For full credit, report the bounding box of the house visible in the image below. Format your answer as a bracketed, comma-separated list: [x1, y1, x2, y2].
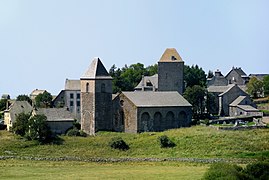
[30, 89, 46, 101]
[53, 79, 81, 121]
[112, 91, 192, 133]
[80, 48, 192, 135]
[225, 67, 249, 85]
[32, 108, 75, 134]
[207, 70, 228, 87]
[4, 101, 33, 131]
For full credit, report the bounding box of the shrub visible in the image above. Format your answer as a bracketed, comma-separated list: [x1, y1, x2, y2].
[79, 130, 87, 137]
[66, 128, 80, 136]
[109, 137, 129, 151]
[158, 135, 176, 148]
[202, 162, 245, 180]
[244, 161, 269, 180]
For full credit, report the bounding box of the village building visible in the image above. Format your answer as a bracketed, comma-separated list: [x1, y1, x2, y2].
[32, 108, 74, 134]
[225, 67, 250, 85]
[53, 79, 81, 121]
[80, 48, 192, 135]
[4, 101, 32, 131]
[30, 89, 46, 101]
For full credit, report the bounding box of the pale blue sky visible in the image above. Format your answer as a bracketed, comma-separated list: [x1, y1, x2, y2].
[1, 0, 269, 98]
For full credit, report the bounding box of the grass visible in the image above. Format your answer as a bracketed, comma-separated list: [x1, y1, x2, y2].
[0, 159, 208, 180]
[0, 126, 269, 160]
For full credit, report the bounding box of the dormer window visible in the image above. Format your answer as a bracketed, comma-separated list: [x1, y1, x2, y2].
[86, 83, 89, 92]
[171, 56, 177, 60]
[146, 81, 153, 87]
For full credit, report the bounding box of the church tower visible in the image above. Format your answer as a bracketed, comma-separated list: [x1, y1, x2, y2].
[80, 57, 113, 135]
[158, 48, 184, 94]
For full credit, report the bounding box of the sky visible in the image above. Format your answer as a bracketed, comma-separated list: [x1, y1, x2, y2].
[1, 0, 269, 98]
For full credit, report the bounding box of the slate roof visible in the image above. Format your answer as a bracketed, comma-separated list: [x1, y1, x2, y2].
[159, 48, 183, 62]
[135, 74, 158, 90]
[65, 79, 80, 90]
[122, 91, 192, 107]
[237, 105, 259, 112]
[30, 89, 46, 96]
[249, 74, 269, 81]
[207, 85, 232, 93]
[5, 101, 32, 122]
[34, 108, 74, 121]
[81, 57, 112, 80]
[230, 96, 247, 106]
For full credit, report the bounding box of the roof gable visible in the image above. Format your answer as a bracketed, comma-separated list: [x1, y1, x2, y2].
[34, 108, 74, 121]
[81, 57, 112, 80]
[159, 48, 183, 62]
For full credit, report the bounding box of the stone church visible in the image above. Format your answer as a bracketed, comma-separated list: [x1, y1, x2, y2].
[80, 48, 192, 135]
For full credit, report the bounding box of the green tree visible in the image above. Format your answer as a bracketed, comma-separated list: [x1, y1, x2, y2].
[184, 65, 207, 88]
[183, 85, 207, 119]
[16, 94, 32, 105]
[247, 77, 264, 98]
[0, 98, 8, 111]
[146, 64, 158, 76]
[27, 114, 51, 142]
[12, 112, 31, 136]
[35, 91, 53, 108]
[263, 75, 269, 97]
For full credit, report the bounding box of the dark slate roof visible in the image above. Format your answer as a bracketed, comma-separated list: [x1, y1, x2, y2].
[81, 57, 112, 80]
[65, 79, 80, 90]
[207, 85, 232, 93]
[134, 74, 158, 90]
[237, 105, 259, 112]
[122, 91, 192, 107]
[34, 108, 74, 121]
[230, 96, 247, 106]
[6, 101, 32, 122]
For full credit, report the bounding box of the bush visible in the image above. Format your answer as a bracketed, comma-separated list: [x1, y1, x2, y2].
[158, 135, 176, 148]
[244, 161, 269, 180]
[202, 162, 245, 180]
[66, 128, 80, 136]
[79, 130, 87, 137]
[109, 137, 129, 151]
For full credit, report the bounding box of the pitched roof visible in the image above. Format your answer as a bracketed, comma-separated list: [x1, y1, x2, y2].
[30, 89, 46, 96]
[230, 96, 247, 106]
[6, 101, 32, 122]
[237, 105, 259, 112]
[81, 57, 112, 80]
[134, 74, 158, 90]
[65, 79, 80, 90]
[207, 85, 232, 93]
[34, 108, 74, 121]
[122, 91, 192, 107]
[159, 48, 183, 62]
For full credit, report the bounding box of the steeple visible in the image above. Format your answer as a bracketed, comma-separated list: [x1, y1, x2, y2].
[159, 48, 183, 62]
[81, 57, 112, 80]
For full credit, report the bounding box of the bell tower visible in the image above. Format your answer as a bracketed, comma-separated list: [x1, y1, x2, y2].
[158, 48, 184, 94]
[80, 57, 113, 135]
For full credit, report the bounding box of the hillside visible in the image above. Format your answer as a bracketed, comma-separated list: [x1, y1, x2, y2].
[0, 126, 268, 161]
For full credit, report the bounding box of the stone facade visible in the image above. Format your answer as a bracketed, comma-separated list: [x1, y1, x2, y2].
[225, 67, 249, 85]
[158, 48, 184, 94]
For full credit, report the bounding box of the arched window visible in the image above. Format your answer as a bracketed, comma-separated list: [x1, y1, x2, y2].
[153, 112, 162, 131]
[178, 111, 187, 127]
[166, 111, 175, 129]
[141, 112, 150, 132]
[86, 83, 89, 93]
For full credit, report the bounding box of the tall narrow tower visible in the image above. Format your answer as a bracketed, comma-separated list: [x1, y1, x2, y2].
[158, 48, 184, 94]
[80, 57, 113, 135]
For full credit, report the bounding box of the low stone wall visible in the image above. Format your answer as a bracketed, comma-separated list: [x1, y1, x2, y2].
[210, 125, 267, 131]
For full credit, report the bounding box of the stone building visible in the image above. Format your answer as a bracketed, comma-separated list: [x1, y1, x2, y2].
[112, 91, 192, 133]
[207, 70, 228, 87]
[225, 67, 249, 85]
[53, 79, 81, 121]
[80, 48, 192, 135]
[80, 58, 113, 135]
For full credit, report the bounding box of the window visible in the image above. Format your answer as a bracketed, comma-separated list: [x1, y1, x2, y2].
[70, 101, 74, 106]
[146, 81, 152, 86]
[77, 100, 80, 106]
[86, 83, 89, 92]
[171, 56, 177, 60]
[77, 93, 80, 99]
[70, 93, 74, 99]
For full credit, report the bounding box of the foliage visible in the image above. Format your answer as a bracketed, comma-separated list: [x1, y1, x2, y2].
[66, 128, 80, 136]
[158, 135, 176, 148]
[109, 63, 158, 93]
[35, 91, 53, 108]
[26, 114, 52, 142]
[184, 85, 207, 118]
[0, 98, 8, 111]
[12, 112, 31, 136]
[16, 94, 32, 105]
[207, 70, 214, 79]
[247, 77, 264, 98]
[263, 75, 269, 97]
[109, 137, 129, 151]
[202, 162, 245, 180]
[244, 161, 269, 180]
[184, 64, 207, 88]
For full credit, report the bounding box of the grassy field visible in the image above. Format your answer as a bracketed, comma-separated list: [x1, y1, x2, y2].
[0, 159, 207, 180]
[0, 126, 268, 160]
